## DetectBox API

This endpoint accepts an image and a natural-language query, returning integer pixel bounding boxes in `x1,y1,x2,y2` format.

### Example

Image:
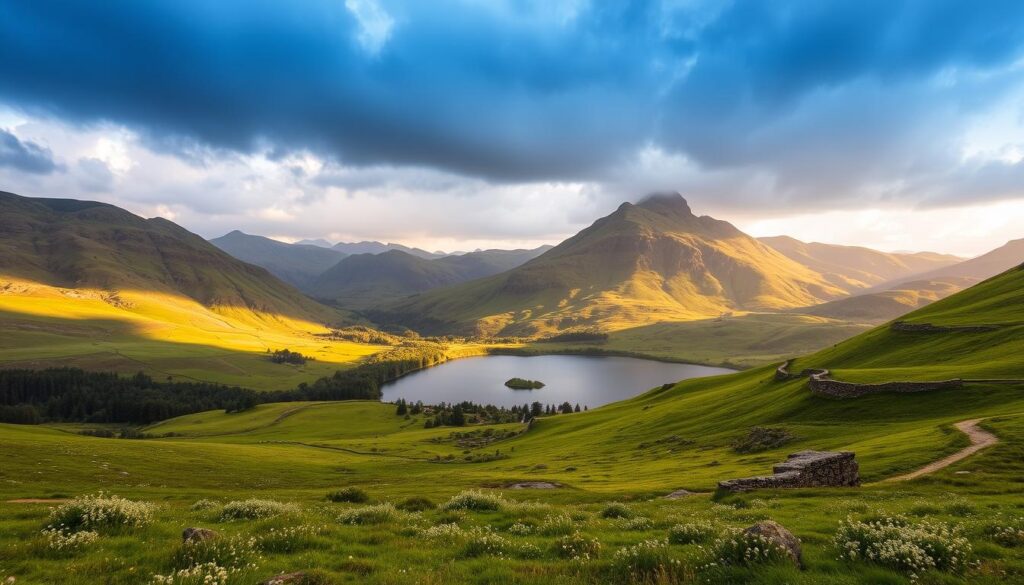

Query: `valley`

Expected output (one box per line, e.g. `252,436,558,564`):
0,190,1022,585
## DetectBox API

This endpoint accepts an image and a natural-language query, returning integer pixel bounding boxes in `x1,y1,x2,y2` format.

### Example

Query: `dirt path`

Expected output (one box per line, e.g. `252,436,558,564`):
6,498,68,504
886,419,998,482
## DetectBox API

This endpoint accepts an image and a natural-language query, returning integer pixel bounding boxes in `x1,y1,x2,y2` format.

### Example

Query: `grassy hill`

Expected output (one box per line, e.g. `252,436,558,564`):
760,235,961,291
0,192,383,388
309,247,551,309
1,265,1022,583
379,193,847,336
209,230,347,289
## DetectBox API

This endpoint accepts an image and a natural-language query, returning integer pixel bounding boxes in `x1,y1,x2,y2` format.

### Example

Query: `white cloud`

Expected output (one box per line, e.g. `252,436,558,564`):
345,0,394,54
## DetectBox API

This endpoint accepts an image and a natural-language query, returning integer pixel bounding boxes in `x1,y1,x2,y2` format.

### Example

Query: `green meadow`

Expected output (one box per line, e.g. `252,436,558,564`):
2,269,1023,585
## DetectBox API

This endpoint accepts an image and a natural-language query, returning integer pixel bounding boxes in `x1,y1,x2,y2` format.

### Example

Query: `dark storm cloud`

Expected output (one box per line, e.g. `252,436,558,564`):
0,129,59,174
1,0,1023,194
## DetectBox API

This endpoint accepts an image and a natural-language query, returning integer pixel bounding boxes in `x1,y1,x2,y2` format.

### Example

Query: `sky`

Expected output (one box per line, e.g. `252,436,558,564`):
2,1,1024,257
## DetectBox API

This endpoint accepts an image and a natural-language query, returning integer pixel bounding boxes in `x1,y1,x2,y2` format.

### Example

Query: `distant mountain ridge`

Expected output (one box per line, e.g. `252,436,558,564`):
759,235,961,291
309,246,553,308
210,231,347,289
377,193,849,336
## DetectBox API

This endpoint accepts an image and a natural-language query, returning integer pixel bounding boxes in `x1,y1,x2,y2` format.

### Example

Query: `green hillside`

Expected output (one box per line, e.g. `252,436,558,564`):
379,193,847,336
209,230,347,289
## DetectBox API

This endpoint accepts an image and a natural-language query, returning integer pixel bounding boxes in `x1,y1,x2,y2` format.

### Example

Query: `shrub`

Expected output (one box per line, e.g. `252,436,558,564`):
219,499,297,521
419,523,466,541
172,535,258,572
610,539,683,583
712,527,792,566
190,499,220,512
600,502,633,519
668,522,717,545
537,513,576,536
255,524,324,553
48,492,154,532
441,490,505,511
397,496,434,512
338,503,400,525
326,487,369,504
553,531,601,560
40,527,99,552
984,517,1024,547
508,522,533,536
461,527,510,558
616,517,654,531
152,562,248,585
834,518,972,577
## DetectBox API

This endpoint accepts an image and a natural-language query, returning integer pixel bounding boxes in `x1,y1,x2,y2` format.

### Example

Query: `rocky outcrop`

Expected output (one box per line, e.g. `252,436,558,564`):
891,320,1000,333
718,450,859,492
745,521,802,567
182,527,218,543
808,369,963,398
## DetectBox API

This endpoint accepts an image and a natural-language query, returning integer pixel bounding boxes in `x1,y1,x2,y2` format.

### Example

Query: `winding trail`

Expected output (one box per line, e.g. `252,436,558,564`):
885,419,998,482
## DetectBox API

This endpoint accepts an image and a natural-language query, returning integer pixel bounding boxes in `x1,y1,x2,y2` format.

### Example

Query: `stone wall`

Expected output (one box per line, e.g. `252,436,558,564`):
718,450,859,492
807,369,963,398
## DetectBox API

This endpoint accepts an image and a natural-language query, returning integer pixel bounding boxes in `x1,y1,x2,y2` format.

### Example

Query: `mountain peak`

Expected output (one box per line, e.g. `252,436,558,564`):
635,192,692,216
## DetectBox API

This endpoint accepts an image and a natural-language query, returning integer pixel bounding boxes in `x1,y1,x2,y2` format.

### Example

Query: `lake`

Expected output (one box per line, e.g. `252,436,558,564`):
380,354,735,409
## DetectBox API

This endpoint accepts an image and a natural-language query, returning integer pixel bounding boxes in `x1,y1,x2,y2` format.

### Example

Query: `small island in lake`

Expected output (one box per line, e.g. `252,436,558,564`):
505,377,545,390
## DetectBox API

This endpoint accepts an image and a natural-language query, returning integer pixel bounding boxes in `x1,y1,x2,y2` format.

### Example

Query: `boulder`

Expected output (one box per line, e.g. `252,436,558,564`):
261,573,308,585
181,527,218,543
744,521,802,568
663,489,697,500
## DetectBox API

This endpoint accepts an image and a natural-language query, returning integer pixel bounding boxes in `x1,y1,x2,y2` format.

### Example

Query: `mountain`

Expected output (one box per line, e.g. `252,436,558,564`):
209,230,347,289
309,245,552,308
377,193,847,336
759,235,961,292
332,241,444,259
876,238,1024,289
295,238,334,248
0,191,335,323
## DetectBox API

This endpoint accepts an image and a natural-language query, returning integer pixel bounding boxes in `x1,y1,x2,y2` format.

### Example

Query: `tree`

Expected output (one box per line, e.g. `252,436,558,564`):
450,405,466,426
531,402,543,418
395,399,408,416
574,403,581,413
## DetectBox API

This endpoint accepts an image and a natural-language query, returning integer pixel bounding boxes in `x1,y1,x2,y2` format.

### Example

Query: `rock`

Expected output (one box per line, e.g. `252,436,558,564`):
261,572,308,585
744,521,802,568
506,481,559,489
718,450,859,492
663,489,696,500
182,527,218,543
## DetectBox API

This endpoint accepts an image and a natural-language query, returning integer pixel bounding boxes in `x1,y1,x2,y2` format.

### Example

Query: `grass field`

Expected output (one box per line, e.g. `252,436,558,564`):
0,281,385,390
1,271,1022,583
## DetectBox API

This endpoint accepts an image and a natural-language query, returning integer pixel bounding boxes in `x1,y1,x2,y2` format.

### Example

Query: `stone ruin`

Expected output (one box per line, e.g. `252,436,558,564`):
717,450,860,493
